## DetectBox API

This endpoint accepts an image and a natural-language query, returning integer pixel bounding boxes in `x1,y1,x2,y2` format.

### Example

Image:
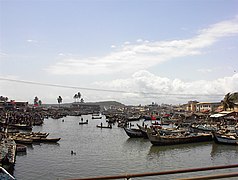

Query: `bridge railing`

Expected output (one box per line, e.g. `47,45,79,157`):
67,164,238,180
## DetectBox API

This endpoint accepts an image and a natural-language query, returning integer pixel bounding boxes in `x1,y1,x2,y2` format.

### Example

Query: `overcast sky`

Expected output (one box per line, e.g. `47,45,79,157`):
0,0,238,105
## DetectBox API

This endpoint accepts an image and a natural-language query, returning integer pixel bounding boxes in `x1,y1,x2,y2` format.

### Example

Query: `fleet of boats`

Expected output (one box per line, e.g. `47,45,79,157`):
1,110,237,180
123,119,238,146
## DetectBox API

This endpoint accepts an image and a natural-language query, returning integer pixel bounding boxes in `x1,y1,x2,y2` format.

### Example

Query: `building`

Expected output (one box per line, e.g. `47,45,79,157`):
196,102,221,113
186,101,199,112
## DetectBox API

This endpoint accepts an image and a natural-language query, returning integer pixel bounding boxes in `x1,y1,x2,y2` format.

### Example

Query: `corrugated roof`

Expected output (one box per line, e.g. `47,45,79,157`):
210,111,234,118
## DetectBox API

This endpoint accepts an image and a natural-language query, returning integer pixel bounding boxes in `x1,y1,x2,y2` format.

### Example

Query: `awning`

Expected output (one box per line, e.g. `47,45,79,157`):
210,114,226,118
210,111,234,118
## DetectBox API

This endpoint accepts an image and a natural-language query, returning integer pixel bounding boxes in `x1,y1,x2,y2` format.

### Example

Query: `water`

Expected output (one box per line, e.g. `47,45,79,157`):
14,115,238,180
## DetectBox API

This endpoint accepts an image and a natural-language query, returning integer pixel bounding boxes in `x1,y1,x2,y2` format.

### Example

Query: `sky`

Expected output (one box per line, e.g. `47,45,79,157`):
0,0,238,105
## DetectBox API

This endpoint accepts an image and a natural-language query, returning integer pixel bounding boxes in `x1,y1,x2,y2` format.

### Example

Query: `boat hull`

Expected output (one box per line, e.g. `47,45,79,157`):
124,128,143,138
212,132,238,145
148,133,213,146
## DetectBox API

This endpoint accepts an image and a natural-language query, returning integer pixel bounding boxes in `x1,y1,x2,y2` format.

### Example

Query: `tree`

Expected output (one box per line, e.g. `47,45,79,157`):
0,96,8,102
77,92,81,102
78,92,81,100
34,96,39,106
73,94,78,102
80,98,84,103
222,92,238,111
57,96,63,107
39,100,42,106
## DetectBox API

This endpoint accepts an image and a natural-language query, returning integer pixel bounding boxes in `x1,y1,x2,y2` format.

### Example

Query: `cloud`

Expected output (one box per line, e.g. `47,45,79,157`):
0,52,7,58
197,68,213,73
46,17,238,76
1,71,237,105
92,70,238,104
26,39,38,43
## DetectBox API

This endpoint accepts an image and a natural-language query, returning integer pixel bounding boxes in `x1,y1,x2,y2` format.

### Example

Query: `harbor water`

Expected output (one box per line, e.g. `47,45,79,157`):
14,115,238,180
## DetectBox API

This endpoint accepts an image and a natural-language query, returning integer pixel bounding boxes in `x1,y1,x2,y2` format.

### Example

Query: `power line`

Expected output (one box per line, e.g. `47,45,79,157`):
0,77,225,97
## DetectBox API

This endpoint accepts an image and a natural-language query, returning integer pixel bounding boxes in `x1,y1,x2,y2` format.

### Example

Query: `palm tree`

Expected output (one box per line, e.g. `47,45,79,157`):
57,96,63,107
77,92,81,102
73,94,78,102
39,100,42,106
34,96,39,106
222,92,238,111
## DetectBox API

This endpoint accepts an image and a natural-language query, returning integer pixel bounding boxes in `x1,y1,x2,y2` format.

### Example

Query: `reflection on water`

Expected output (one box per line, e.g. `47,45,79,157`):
16,151,27,156
210,143,238,163
148,141,213,157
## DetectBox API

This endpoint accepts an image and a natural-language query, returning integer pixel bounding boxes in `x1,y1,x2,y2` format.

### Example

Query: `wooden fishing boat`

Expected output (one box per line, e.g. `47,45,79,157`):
10,136,33,145
79,120,88,125
8,124,32,130
147,129,213,146
137,124,149,138
212,131,238,145
23,132,49,138
96,125,112,129
123,127,143,138
127,115,141,121
190,124,217,132
31,137,61,143
92,113,102,119
92,116,102,119
40,138,61,143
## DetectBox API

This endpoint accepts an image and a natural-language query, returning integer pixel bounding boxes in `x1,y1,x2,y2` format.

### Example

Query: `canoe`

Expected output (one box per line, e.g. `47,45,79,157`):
147,129,213,146
11,137,33,145
96,125,112,129
212,131,238,145
123,127,143,138
79,121,88,125
92,116,102,119
40,138,61,143
32,137,61,143
9,124,32,130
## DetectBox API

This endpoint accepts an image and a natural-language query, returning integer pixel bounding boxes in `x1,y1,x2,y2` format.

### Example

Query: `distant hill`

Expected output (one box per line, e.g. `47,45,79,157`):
42,101,125,109
92,101,125,108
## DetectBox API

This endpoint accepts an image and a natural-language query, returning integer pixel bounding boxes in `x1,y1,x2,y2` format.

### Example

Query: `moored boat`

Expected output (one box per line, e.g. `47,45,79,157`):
79,120,88,125
137,124,149,138
147,129,213,146
8,124,32,130
190,124,217,133
31,137,61,143
96,124,112,129
123,127,143,138
92,112,102,119
11,137,33,145
212,131,238,145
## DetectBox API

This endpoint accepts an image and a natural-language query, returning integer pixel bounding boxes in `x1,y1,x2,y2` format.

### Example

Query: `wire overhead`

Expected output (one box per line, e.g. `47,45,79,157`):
0,77,225,97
